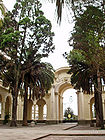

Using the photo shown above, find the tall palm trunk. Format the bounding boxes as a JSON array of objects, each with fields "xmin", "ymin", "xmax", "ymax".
[
  {"xmin": 94, "ymin": 88, "xmax": 101, "ymax": 127},
  {"xmin": 10, "ymin": 86, "xmax": 18, "ymax": 126},
  {"xmin": 10, "ymin": 66, "xmax": 19, "ymax": 127},
  {"xmin": 94, "ymin": 67, "xmax": 104, "ymax": 129},
  {"xmin": 22, "ymin": 84, "xmax": 28, "ymax": 126}
]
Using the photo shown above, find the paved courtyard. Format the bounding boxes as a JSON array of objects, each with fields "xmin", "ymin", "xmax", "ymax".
[{"xmin": 0, "ymin": 123, "xmax": 105, "ymax": 140}]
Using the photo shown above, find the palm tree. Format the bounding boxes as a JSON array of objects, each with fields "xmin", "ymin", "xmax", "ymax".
[
  {"xmin": 48, "ymin": 0, "xmax": 103, "ymax": 22},
  {"xmin": 22, "ymin": 62, "xmax": 54, "ymax": 126},
  {"xmin": 67, "ymin": 51, "xmax": 104, "ymax": 128},
  {"xmin": 0, "ymin": 0, "xmax": 7, "ymax": 16},
  {"xmin": 0, "ymin": 0, "xmax": 7, "ymax": 26}
]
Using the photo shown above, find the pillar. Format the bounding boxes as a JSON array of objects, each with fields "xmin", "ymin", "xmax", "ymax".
[
  {"xmin": 1, "ymin": 99, "xmax": 5, "ymax": 120},
  {"xmin": 38, "ymin": 105, "xmax": 44, "ymax": 120},
  {"xmin": 77, "ymin": 88, "xmax": 84, "ymax": 120},
  {"xmin": 55, "ymin": 92, "xmax": 59, "ymax": 121},
  {"xmin": 34, "ymin": 104, "xmax": 36, "ymax": 120},
  {"xmin": 88, "ymin": 102, "xmax": 91, "ymax": 120},
  {"xmin": 17, "ymin": 96, "xmax": 23, "ymax": 120},
  {"xmin": 50, "ymin": 85, "xmax": 55, "ymax": 120},
  {"xmin": 60, "ymin": 95, "xmax": 63, "ymax": 121},
  {"xmin": 10, "ymin": 98, "xmax": 12, "ymax": 120},
  {"xmin": 46, "ymin": 98, "xmax": 51, "ymax": 120}
]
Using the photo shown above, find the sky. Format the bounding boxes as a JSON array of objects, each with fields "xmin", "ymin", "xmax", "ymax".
[
  {"xmin": 63, "ymin": 89, "xmax": 77, "ymax": 115},
  {"xmin": 41, "ymin": 1, "xmax": 74, "ymax": 70},
  {"xmin": 3, "ymin": 0, "xmax": 77, "ymax": 116}
]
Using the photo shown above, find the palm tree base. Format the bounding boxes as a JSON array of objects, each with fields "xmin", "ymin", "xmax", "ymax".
[
  {"xmin": 10, "ymin": 120, "xmax": 17, "ymax": 127},
  {"xmin": 22, "ymin": 122, "xmax": 28, "ymax": 126}
]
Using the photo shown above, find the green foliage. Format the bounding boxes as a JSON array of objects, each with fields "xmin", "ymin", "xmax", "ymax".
[
  {"xmin": 66, "ymin": 5, "xmax": 105, "ymax": 91},
  {"xmin": 0, "ymin": 0, "xmax": 55, "ymax": 88},
  {"xmin": 48, "ymin": 0, "xmax": 104, "ymax": 23},
  {"xmin": 69, "ymin": 5, "xmax": 105, "ymax": 70},
  {"xmin": 67, "ymin": 49, "xmax": 85, "ymax": 64},
  {"xmin": 0, "ymin": 0, "xmax": 6, "ymax": 16},
  {"xmin": 21, "ymin": 62, "xmax": 55, "ymax": 100}
]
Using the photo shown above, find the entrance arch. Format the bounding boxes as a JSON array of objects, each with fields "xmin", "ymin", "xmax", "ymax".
[
  {"xmin": 57, "ymin": 85, "xmax": 77, "ymax": 121},
  {"xmin": 58, "ymin": 83, "xmax": 75, "ymax": 121},
  {"xmin": 53, "ymin": 67, "xmax": 79, "ymax": 122},
  {"xmin": 50, "ymin": 66, "xmax": 91, "ymax": 124}
]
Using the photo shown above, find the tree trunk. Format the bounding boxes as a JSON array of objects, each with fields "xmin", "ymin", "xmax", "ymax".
[
  {"xmin": 10, "ymin": 67, "xmax": 19, "ymax": 127},
  {"xmin": 22, "ymin": 84, "xmax": 28, "ymax": 126},
  {"xmin": 94, "ymin": 88, "xmax": 101, "ymax": 127},
  {"xmin": 10, "ymin": 89, "xmax": 17, "ymax": 127},
  {"xmin": 94, "ymin": 68, "xmax": 104, "ymax": 129}
]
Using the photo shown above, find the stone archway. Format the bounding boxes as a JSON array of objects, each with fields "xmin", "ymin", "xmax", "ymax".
[
  {"xmin": 49, "ymin": 67, "xmax": 92, "ymax": 124},
  {"xmin": 59, "ymin": 83, "xmax": 75, "ymax": 121},
  {"xmin": 55, "ymin": 81, "xmax": 78, "ymax": 122},
  {"xmin": 54, "ymin": 67, "xmax": 78, "ymax": 122}
]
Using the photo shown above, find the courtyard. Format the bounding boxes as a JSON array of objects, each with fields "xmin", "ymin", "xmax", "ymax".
[
  {"xmin": 0, "ymin": 123, "xmax": 105, "ymax": 140},
  {"xmin": 0, "ymin": 1, "xmax": 105, "ymax": 140}
]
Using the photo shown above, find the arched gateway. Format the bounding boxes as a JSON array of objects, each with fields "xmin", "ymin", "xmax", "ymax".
[{"xmin": 0, "ymin": 67, "xmax": 105, "ymax": 124}]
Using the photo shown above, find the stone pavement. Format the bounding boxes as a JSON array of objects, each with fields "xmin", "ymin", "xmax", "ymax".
[{"xmin": 0, "ymin": 123, "xmax": 105, "ymax": 140}]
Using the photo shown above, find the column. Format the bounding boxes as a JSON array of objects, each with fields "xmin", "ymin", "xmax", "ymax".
[
  {"xmin": 55, "ymin": 92, "xmax": 59, "ymax": 121},
  {"xmin": 88, "ymin": 102, "xmax": 91, "ymax": 120},
  {"xmin": 60, "ymin": 95, "xmax": 63, "ymax": 121},
  {"xmin": 10, "ymin": 98, "xmax": 12, "ymax": 120},
  {"xmin": 17, "ymin": 96, "xmax": 23, "ymax": 120},
  {"xmin": 38, "ymin": 105, "xmax": 44, "ymax": 120},
  {"xmin": 77, "ymin": 88, "xmax": 84, "ymax": 120},
  {"xmin": 102, "ymin": 99, "xmax": 104, "ymax": 119},
  {"xmin": 50, "ymin": 85, "xmax": 55, "ymax": 120},
  {"xmin": 46, "ymin": 98, "xmax": 51, "ymax": 120},
  {"xmin": 1, "ymin": 99, "xmax": 5, "ymax": 120},
  {"xmin": 34, "ymin": 104, "xmax": 36, "ymax": 120}
]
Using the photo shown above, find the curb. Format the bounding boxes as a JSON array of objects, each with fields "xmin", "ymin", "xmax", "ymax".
[
  {"xmin": 63, "ymin": 124, "xmax": 78, "ymax": 130},
  {"xmin": 33, "ymin": 133, "xmax": 105, "ymax": 140},
  {"xmin": 33, "ymin": 134, "xmax": 51, "ymax": 140},
  {"xmin": 50, "ymin": 133, "xmax": 105, "ymax": 136}
]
